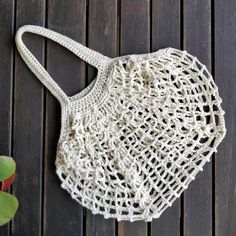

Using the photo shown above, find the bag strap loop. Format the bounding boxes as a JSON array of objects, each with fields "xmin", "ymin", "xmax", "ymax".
[{"xmin": 15, "ymin": 25, "xmax": 109, "ymax": 105}]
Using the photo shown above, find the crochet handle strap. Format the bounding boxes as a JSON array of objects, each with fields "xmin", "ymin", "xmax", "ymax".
[{"xmin": 15, "ymin": 25, "xmax": 109, "ymax": 104}]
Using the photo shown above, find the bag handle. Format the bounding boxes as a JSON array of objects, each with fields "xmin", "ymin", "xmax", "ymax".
[{"xmin": 15, "ymin": 25, "xmax": 109, "ymax": 105}]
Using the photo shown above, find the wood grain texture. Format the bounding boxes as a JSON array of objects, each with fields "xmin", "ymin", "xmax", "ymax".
[
  {"xmin": 85, "ymin": 1, "xmax": 117, "ymax": 235},
  {"xmin": 151, "ymin": 1, "xmax": 181, "ymax": 235},
  {"xmin": 118, "ymin": 0, "xmax": 149, "ymax": 235},
  {"xmin": 214, "ymin": 0, "xmax": 236, "ymax": 235},
  {"xmin": 44, "ymin": 1, "xmax": 86, "ymax": 235},
  {"xmin": 118, "ymin": 221, "xmax": 147, "ymax": 236},
  {"xmin": 12, "ymin": 0, "xmax": 45, "ymax": 235},
  {"xmin": 183, "ymin": 1, "xmax": 213, "ymax": 236},
  {"xmin": 152, "ymin": 0, "xmax": 181, "ymax": 50},
  {"xmin": 0, "ymin": 1, "xmax": 15, "ymax": 235},
  {"xmin": 120, "ymin": 0, "xmax": 150, "ymax": 55},
  {"xmin": 0, "ymin": 1, "xmax": 235, "ymax": 235}
]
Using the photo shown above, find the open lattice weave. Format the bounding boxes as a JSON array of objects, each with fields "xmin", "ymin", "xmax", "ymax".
[{"xmin": 55, "ymin": 48, "xmax": 226, "ymax": 222}]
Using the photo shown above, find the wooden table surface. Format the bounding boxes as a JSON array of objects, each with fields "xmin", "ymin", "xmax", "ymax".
[{"xmin": 0, "ymin": 0, "xmax": 235, "ymax": 236}]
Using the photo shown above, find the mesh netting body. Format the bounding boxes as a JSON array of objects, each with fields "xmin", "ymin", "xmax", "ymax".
[
  {"xmin": 15, "ymin": 26, "xmax": 226, "ymax": 222},
  {"xmin": 56, "ymin": 48, "xmax": 226, "ymax": 222}
]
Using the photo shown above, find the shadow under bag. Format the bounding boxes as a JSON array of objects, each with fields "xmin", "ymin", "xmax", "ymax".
[{"xmin": 15, "ymin": 25, "xmax": 226, "ymax": 222}]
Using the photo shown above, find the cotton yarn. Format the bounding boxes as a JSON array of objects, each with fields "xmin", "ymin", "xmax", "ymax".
[{"xmin": 15, "ymin": 25, "xmax": 226, "ymax": 222}]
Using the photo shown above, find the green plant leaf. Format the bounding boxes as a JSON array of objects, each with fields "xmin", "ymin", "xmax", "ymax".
[
  {"xmin": 0, "ymin": 191, "xmax": 19, "ymax": 226},
  {"xmin": 0, "ymin": 156, "xmax": 16, "ymax": 182}
]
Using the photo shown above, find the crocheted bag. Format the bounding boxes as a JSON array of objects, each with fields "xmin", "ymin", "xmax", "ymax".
[{"xmin": 15, "ymin": 25, "xmax": 226, "ymax": 222}]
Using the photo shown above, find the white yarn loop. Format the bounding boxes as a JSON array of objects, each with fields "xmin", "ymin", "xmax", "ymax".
[{"xmin": 15, "ymin": 25, "xmax": 226, "ymax": 222}]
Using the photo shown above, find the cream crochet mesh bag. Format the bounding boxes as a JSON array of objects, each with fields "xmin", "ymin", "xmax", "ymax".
[{"xmin": 15, "ymin": 25, "xmax": 226, "ymax": 222}]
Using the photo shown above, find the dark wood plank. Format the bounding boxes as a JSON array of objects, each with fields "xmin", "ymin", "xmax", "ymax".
[
  {"xmin": 152, "ymin": 0, "xmax": 181, "ymax": 50},
  {"xmin": 85, "ymin": 1, "xmax": 117, "ymax": 235},
  {"xmin": 118, "ymin": 0, "xmax": 149, "ymax": 234},
  {"xmin": 44, "ymin": 1, "xmax": 87, "ymax": 235},
  {"xmin": 0, "ymin": 1, "xmax": 15, "ymax": 235},
  {"xmin": 0, "ymin": 1, "xmax": 234, "ymax": 235},
  {"xmin": 12, "ymin": 0, "xmax": 45, "ymax": 235},
  {"xmin": 118, "ymin": 221, "xmax": 147, "ymax": 236},
  {"xmin": 183, "ymin": 1, "xmax": 213, "ymax": 236},
  {"xmin": 86, "ymin": 215, "xmax": 115, "ymax": 236},
  {"xmin": 214, "ymin": 0, "xmax": 236, "ymax": 235},
  {"xmin": 120, "ymin": 0, "xmax": 150, "ymax": 55},
  {"xmin": 151, "ymin": 0, "xmax": 181, "ymax": 235}
]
